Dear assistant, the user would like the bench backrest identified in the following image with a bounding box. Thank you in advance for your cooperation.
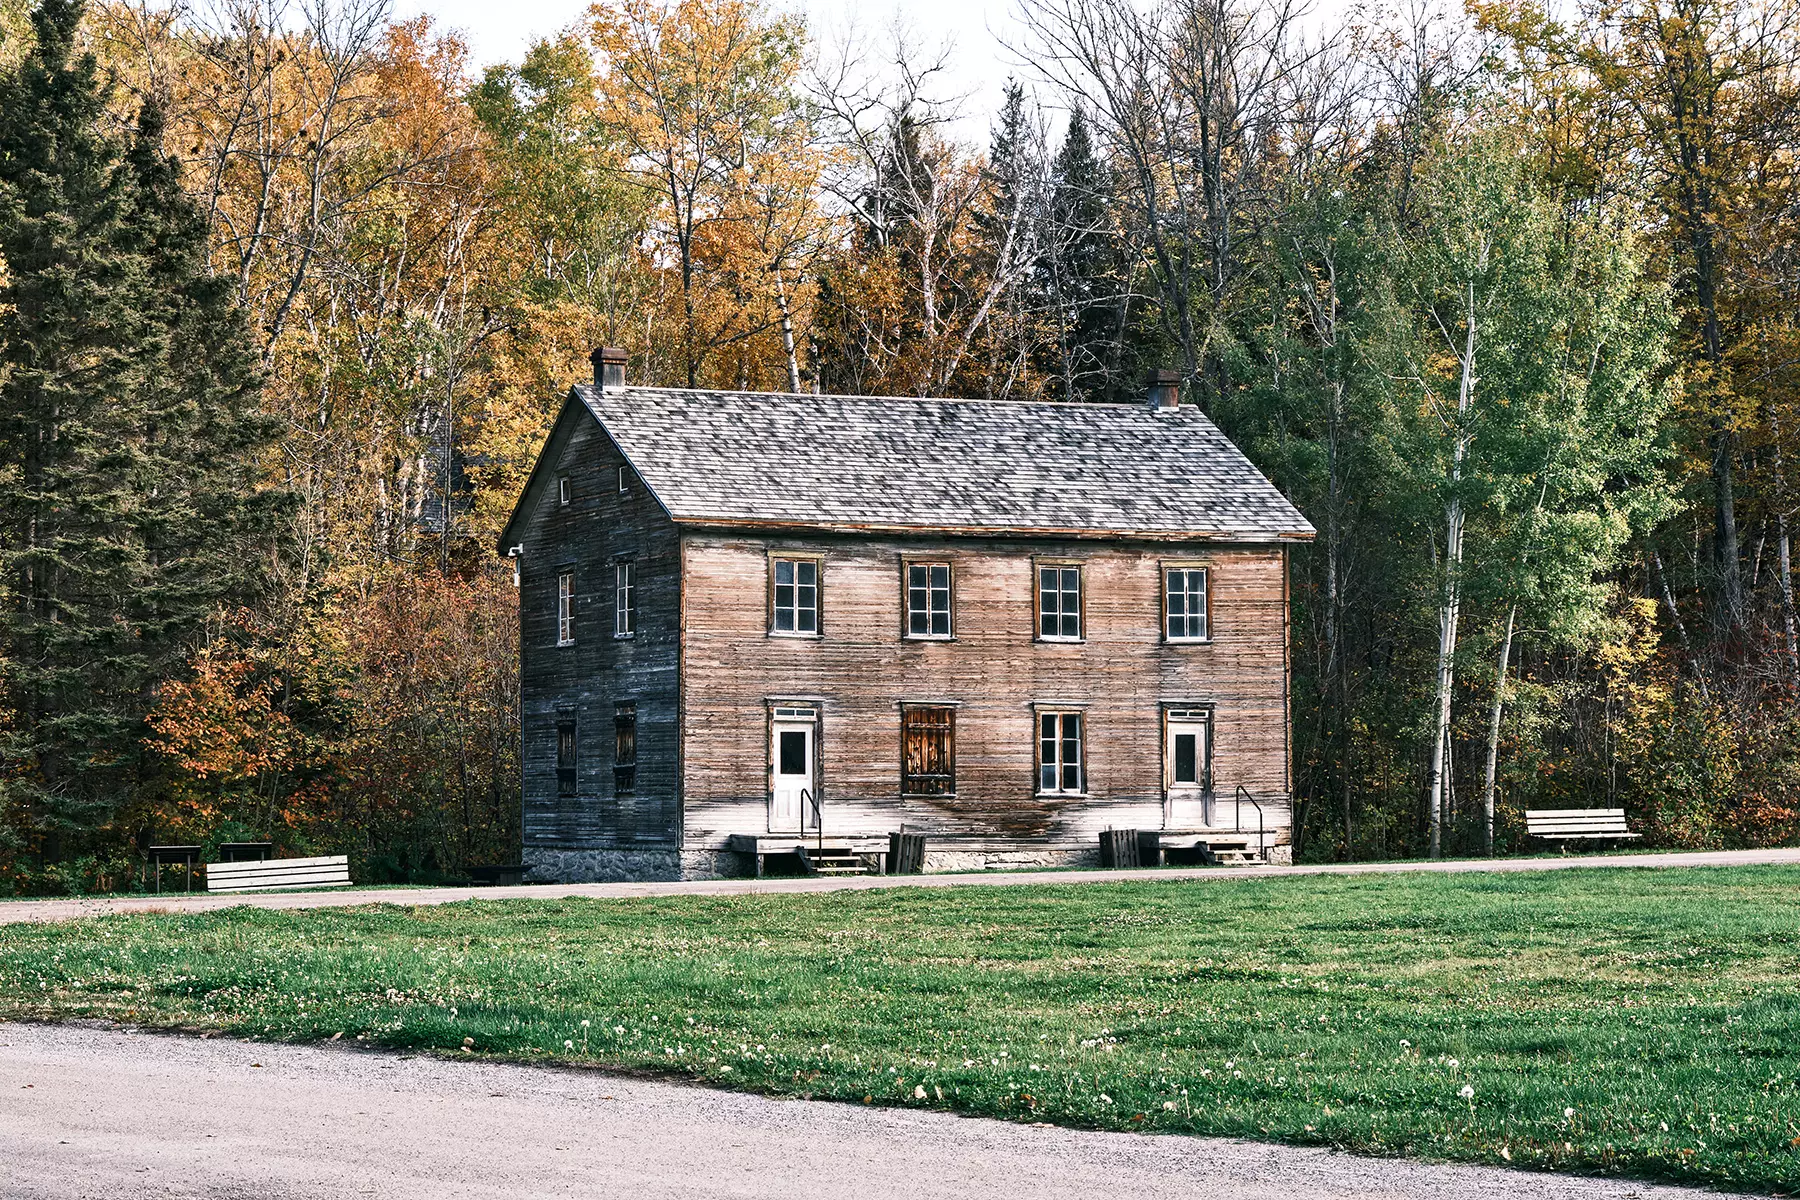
[206,855,351,893]
[1525,808,1633,836]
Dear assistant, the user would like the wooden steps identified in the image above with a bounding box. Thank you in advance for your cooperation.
[796,845,874,876]
[1195,838,1266,867]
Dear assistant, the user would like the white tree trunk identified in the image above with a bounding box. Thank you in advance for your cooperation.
[1481,604,1516,856]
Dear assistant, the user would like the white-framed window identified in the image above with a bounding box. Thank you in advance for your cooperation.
[618,464,630,494]
[1038,710,1085,795]
[1165,566,1209,641]
[1166,708,1212,791]
[614,561,636,637]
[905,561,952,638]
[556,571,575,646]
[771,557,818,635]
[557,476,571,506]
[1037,564,1082,640]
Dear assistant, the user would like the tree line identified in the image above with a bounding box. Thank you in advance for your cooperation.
[1,0,1796,892]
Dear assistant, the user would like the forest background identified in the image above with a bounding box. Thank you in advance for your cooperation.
[2,0,1798,893]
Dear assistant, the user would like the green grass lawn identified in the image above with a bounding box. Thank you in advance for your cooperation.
[2,867,1797,1192]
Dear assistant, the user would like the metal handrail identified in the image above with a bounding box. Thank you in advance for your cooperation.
[1235,785,1266,861]
[802,787,821,850]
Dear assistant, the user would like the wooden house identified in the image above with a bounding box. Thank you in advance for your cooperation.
[498,351,1314,881]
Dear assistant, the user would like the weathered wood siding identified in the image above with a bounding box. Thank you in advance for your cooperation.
[678,532,1292,850]
[517,412,680,850]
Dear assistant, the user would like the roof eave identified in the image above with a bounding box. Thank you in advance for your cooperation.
[669,514,1316,543]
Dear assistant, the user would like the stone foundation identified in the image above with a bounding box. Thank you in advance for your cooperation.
[523,847,744,883]
[921,847,1101,873]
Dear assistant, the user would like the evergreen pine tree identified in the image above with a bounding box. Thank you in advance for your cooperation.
[1042,108,1134,402]
[0,0,280,865]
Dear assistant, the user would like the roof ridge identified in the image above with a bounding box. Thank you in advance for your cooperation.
[578,382,1174,411]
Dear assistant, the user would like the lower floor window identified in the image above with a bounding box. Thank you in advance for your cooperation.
[1038,711,1084,794]
[614,702,637,794]
[902,705,956,795]
[555,713,577,797]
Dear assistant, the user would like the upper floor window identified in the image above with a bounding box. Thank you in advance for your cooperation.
[613,702,637,794]
[1037,564,1082,640]
[771,557,818,635]
[1165,567,1209,642]
[556,711,577,797]
[558,476,571,506]
[901,705,956,796]
[1038,710,1085,795]
[556,571,575,646]
[614,561,636,637]
[618,465,631,494]
[906,562,952,638]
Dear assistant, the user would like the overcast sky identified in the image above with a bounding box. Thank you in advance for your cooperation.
[393,0,1030,132]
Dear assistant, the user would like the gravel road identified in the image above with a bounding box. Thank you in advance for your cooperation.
[0,1022,1759,1200]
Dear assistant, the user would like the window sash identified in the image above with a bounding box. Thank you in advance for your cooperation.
[901,706,956,795]
[555,717,577,797]
[906,563,952,637]
[556,573,575,646]
[1038,711,1084,794]
[771,558,818,634]
[614,562,636,637]
[1038,565,1081,639]
[1166,568,1209,640]
[614,702,637,794]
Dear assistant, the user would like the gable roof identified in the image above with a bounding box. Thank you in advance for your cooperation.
[506,385,1314,546]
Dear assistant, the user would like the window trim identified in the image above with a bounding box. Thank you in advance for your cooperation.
[768,553,823,639]
[613,701,637,795]
[555,570,576,647]
[1163,704,1214,794]
[1033,703,1088,797]
[900,703,957,798]
[557,476,571,506]
[1033,558,1084,643]
[613,559,636,639]
[1162,562,1212,644]
[901,557,955,641]
[618,464,631,494]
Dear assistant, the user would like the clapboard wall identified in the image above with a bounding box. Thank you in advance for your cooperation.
[677,532,1293,850]
[516,411,680,850]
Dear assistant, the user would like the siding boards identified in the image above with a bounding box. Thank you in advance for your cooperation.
[518,418,680,850]
[679,532,1291,851]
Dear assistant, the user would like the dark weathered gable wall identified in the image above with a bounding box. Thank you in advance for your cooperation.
[678,532,1292,850]
[517,409,680,850]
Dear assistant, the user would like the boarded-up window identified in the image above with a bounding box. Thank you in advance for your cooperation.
[1038,711,1084,794]
[902,706,955,795]
[614,702,637,794]
[906,563,952,637]
[556,713,577,797]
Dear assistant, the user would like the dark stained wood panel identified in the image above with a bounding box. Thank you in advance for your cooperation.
[516,416,681,850]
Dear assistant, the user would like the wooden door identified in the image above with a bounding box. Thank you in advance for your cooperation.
[1165,710,1211,828]
[770,715,815,832]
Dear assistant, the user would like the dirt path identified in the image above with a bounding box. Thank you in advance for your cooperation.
[3,846,1798,926]
[0,1021,1753,1200]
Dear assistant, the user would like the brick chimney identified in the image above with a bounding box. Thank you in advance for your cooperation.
[590,346,627,391]
[1146,369,1181,411]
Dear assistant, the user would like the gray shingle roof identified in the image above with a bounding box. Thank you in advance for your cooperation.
[578,385,1313,542]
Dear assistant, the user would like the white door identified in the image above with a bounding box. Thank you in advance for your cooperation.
[1165,712,1211,828]
[770,715,816,832]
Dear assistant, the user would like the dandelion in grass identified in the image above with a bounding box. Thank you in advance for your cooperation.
[564,1039,574,1051]
[1565,1107,1576,1120]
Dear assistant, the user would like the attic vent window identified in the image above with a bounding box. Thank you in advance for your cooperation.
[558,476,571,506]
[618,465,630,494]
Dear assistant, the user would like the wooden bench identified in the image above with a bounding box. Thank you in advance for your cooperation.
[206,855,351,893]
[1525,808,1641,846]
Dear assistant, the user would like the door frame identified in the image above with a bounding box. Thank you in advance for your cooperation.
[1163,705,1214,826]
[768,703,820,833]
